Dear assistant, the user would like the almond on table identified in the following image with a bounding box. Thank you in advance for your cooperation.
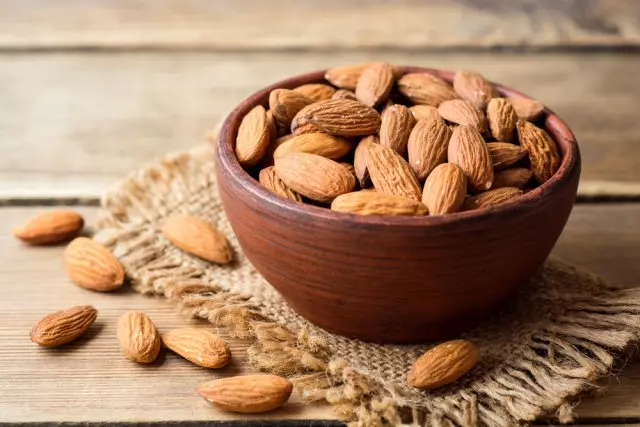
[63,237,125,292]
[13,209,84,245]
[197,375,293,414]
[31,306,98,347]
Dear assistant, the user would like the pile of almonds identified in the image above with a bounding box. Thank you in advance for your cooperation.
[17,209,293,414]
[236,63,560,216]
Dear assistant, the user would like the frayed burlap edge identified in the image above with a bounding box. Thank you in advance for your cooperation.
[95,144,640,427]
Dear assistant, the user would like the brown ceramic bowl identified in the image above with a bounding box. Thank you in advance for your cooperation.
[215,66,580,344]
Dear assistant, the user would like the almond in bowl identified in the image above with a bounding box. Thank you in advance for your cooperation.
[215,63,580,343]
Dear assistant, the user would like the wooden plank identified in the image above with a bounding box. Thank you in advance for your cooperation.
[1,204,639,424]
[0,0,639,50]
[1,51,640,201]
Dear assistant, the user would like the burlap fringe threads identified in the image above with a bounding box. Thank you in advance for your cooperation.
[95,146,640,427]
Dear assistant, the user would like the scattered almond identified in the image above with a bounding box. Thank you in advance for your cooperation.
[398,73,458,106]
[259,166,303,202]
[197,375,293,414]
[438,99,488,133]
[379,104,415,155]
[355,62,395,107]
[486,98,517,141]
[291,99,381,137]
[117,311,161,364]
[486,142,528,170]
[509,97,545,121]
[453,70,495,110]
[31,305,97,347]
[407,117,452,181]
[516,120,561,184]
[464,187,523,211]
[422,164,467,215]
[269,89,314,127]
[275,152,355,202]
[365,143,422,201]
[161,214,232,264]
[13,209,84,245]
[273,133,352,160]
[294,83,336,102]
[63,237,125,292]
[162,328,230,368]
[448,125,494,192]
[332,191,427,216]
[408,340,479,390]
[235,105,271,167]
[492,168,534,189]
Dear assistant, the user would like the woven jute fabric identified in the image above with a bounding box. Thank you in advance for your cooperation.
[95,144,640,427]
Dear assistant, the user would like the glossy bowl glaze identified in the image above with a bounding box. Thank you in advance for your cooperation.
[215,67,580,343]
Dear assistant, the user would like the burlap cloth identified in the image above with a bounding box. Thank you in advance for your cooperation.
[95,144,640,427]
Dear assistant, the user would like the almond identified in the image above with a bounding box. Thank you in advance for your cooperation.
[197,375,293,414]
[408,340,479,390]
[398,73,458,106]
[291,99,381,137]
[379,104,415,155]
[438,99,488,133]
[463,187,523,211]
[365,143,422,201]
[409,105,441,122]
[407,117,452,181]
[486,98,517,141]
[331,89,357,101]
[509,97,544,121]
[331,191,427,216]
[161,214,232,264]
[448,125,494,192]
[274,152,355,202]
[486,142,528,170]
[266,110,277,141]
[269,89,314,127]
[324,63,373,90]
[516,120,561,184]
[273,133,352,160]
[117,311,161,364]
[453,70,495,110]
[354,136,377,188]
[259,166,303,202]
[355,62,395,108]
[236,105,271,167]
[293,83,336,102]
[422,163,467,215]
[13,209,84,245]
[162,328,230,368]
[31,305,97,347]
[340,162,356,178]
[492,168,534,189]
[63,237,125,292]
[292,122,324,135]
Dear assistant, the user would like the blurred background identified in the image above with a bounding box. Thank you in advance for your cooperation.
[0,0,638,201]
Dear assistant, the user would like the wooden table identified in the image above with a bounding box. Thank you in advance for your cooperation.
[1,1,639,425]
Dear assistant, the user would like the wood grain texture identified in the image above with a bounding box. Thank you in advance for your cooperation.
[0,0,638,50]
[0,205,639,423]
[0,51,639,200]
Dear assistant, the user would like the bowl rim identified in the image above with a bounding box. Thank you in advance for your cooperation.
[216,66,580,228]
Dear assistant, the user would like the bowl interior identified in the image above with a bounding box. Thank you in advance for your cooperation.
[217,66,580,229]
